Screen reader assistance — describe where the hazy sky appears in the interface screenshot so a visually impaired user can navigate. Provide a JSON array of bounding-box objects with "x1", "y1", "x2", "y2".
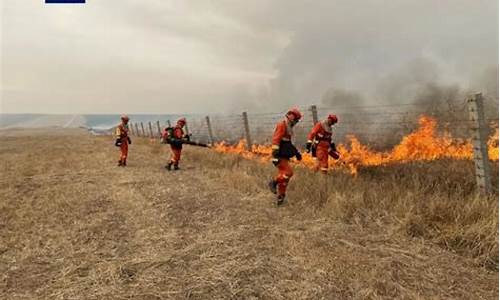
[{"x1": 1, "y1": 0, "x2": 498, "y2": 114}]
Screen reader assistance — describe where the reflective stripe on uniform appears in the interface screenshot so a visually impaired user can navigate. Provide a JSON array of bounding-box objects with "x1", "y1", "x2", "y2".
[
  {"x1": 272, "y1": 144, "x2": 280, "y2": 150},
  {"x1": 321, "y1": 119, "x2": 333, "y2": 133}
]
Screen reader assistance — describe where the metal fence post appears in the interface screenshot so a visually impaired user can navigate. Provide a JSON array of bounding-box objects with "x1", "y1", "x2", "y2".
[
  {"x1": 184, "y1": 121, "x2": 190, "y2": 136},
  {"x1": 467, "y1": 93, "x2": 492, "y2": 195},
  {"x1": 135, "y1": 123, "x2": 140, "y2": 137},
  {"x1": 242, "y1": 112, "x2": 252, "y2": 150},
  {"x1": 148, "y1": 122, "x2": 154, "y2": 138},
  {"x1": 205, "y1": 116, "x2": 214, "y2": 145},
  {"x1": 156, "y1": 120, "x2": 162, "y2": 137},
  {"x1": 310, "y1": 105, "x2": 319, "y2": 124}
]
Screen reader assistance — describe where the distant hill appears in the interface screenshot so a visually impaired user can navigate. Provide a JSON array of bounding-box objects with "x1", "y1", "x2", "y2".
[
  {"x1": 0, "y1": 114, "x2": 86, "y2": 129},
  {"x1": 0, "y1": 114, "x2": 183, "y2": 130}
]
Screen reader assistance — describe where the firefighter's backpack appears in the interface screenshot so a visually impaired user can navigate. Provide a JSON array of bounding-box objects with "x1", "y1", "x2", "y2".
[
  {"x1": 162, "y1": 127, "x2": 183, "y2": 148},
  {"x1": 161, "y1": 127, "x2": 174, "y2": 144}
]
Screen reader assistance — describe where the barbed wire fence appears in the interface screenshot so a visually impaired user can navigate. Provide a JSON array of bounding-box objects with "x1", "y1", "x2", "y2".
[{"x1": 124, "y1": 93, "x2": 497, "y2": 194}]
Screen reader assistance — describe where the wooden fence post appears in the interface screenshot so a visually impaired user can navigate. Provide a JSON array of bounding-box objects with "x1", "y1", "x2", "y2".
[
  {"x1": 242, "y1": 112, "x2": 252, "y2": 150},
  {"x1": 156, "y1": 120, "x2": 162, "y2": 137},
  {"x1": 467, "y1": 93, "x2": 492, "y2": 195},
  {"x1": 135, "y1": 123, "x2": 140, "y2": 137},
  {"x1": 129, "y1": 123, "x2": 134, "y2": 136},
  {"x1": 167, "y1": 120, "x2": 172, "y2": 127},
  {"x1": 205, "y1": 116, "x2": 214, "y2": 145},
  {"x1": 148, "y1": 122, "x2": 154, "y2": 138},
  {"x1": 310, "y1": 105, "x2": 319, "y2": 124},
  {"x1": 140, "y1": 122, "x2": 146, "y2": 137}
]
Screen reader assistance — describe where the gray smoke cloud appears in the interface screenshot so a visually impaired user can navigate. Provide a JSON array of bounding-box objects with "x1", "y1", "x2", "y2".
[{"x1": 1, "y1": 0, "x2": 497, "y2": 114}]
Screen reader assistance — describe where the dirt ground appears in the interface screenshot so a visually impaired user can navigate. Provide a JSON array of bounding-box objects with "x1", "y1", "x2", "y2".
[{"x1": 0, "y1": 129, "x2": 497, "y2": 299}]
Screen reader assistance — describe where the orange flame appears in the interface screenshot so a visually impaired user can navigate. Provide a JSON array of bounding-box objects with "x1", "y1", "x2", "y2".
[
  {"x1": 488, "y1": 127, "x2": 499, "y2": 161},
  {"x1": 213, "y1": 115, "x2": 499, "y2": 174}
]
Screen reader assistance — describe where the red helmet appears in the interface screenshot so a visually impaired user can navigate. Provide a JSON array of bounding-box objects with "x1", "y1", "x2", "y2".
[
  {"x1": 121, "y1": 114, "x2": 129, "y2": 122},
  {"x1": 327, "y1": 114, "x2": 338, "y2": 124},
  {"x1": 177, "y1": 117, "x2": 186, "y2": 125},
  {"x1": 287, "y1": 108, "x2": 302, "y2": 121}
]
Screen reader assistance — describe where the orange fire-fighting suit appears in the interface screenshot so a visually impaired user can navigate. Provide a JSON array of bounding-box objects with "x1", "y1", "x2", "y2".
[
  {"x1": 115, "y1": 123, "x2": 130, "y2": 166},
  {"x1": 272, "y1": 119, "x2": 296, "y2": 196},
  {"x1": 307, "y1": 120, "x2": 338, "y2": 173},
  {"x1": 169, "y1": 125, "x2": 184, "y2": 166}
]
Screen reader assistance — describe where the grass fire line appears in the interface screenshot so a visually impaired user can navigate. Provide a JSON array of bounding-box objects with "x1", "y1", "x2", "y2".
[{"x1": 213, "y1": 115, "x2": 499, "y2": 174}]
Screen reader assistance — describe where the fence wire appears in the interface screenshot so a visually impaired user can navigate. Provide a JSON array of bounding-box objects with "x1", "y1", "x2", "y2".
[{"x1": 127, "y1": 98, "x2": 499, "y2": 150}]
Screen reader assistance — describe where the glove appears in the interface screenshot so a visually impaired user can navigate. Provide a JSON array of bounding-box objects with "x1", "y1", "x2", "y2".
[
  {"x1": 329, "y1": 150, "x2": 340, "y2": 160},
  {"x1": 272, "y1": 148, "x2": 279, "y2": 159},
  {"x1": 272, "y1": 158, "x2": 279, "y2": 166},
  {"x1": 127, "y1": 137, "x2": 132, "y2": 144},
  {"x1": 295, "y1": 152, "x2": 302, "y2": 161},
  {"x1": 330, "y1": 142, "x2": 337, "y2": 152},
  {"x1": 305, "y1": 141, "x2": 312, "y2": 153},
  {"x1": 115, "y1": 139, "x2": 122, "y2": 147},
  {"x1": 271, "y1": 146, "x2": 280, "y2": 166}
]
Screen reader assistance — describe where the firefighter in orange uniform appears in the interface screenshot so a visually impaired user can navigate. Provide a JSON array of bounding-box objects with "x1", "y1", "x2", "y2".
[
  {"x1": 268, "y1": 108, "x2": 303, "y2": 206},
  {"x1": 165, "y1": 118, "x2": 189, "y2": 170},
  {"x1": 305, "y1": 114, "x2": 340, "y2": 173},
  {"x1": 115, "y1": 115, "x2": 132, "y2": 166}
]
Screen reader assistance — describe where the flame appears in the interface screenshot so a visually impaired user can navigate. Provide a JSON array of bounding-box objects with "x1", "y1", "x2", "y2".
[
  {"x1": 488, "y1": 127, "x2": 499, "y2": 161},
  {"x1": 213, "y1": 115, "x2": 499, "y2": 174}
]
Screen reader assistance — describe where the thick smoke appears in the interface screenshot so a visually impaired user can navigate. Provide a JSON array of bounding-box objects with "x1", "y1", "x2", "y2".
[
  {"x1": 321, "y1": 88, "x2": 366, "y2": 108},
  {"x1": 1, "y1": 0, "x2": 498, "y2": 115},
  {"x1": 236, "y1": 0, "x2": 499, "y2": 112}
]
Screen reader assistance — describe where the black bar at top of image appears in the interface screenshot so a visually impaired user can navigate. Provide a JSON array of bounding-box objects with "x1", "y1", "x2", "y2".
[{"x1": 45, "y1": 0, "x2": 85, "y2": 3}]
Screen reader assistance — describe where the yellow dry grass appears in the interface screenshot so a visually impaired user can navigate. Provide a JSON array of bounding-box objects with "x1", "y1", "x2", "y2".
[{"x1": 0, "y1": 128, "x2": 498, "y2": 299}]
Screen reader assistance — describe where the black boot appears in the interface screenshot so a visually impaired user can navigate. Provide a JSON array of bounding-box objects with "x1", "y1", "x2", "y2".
[
  {"x1": 118, "y1": 160, "x2": 123, "y2": 166},
  {"x1": 277, "y1": 195, "x2": 285, "y2": 206},
  {"x1": 122, "y1": 159, "x2": 127, "y2": 166},
  {"x1": 173, "y1": 164, "x2": 180, "y2": 170},
  {"x1": 268, "y1": 180, "x2": 277, "y2": 194},
  {"x1": 165, "y1": 162, "x2": 173, "y2": 171}
]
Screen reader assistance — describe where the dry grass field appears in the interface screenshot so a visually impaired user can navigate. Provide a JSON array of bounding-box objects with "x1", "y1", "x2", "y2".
[{"x1": 0, "y1": 129, "x2": 498, "y2": 299}]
